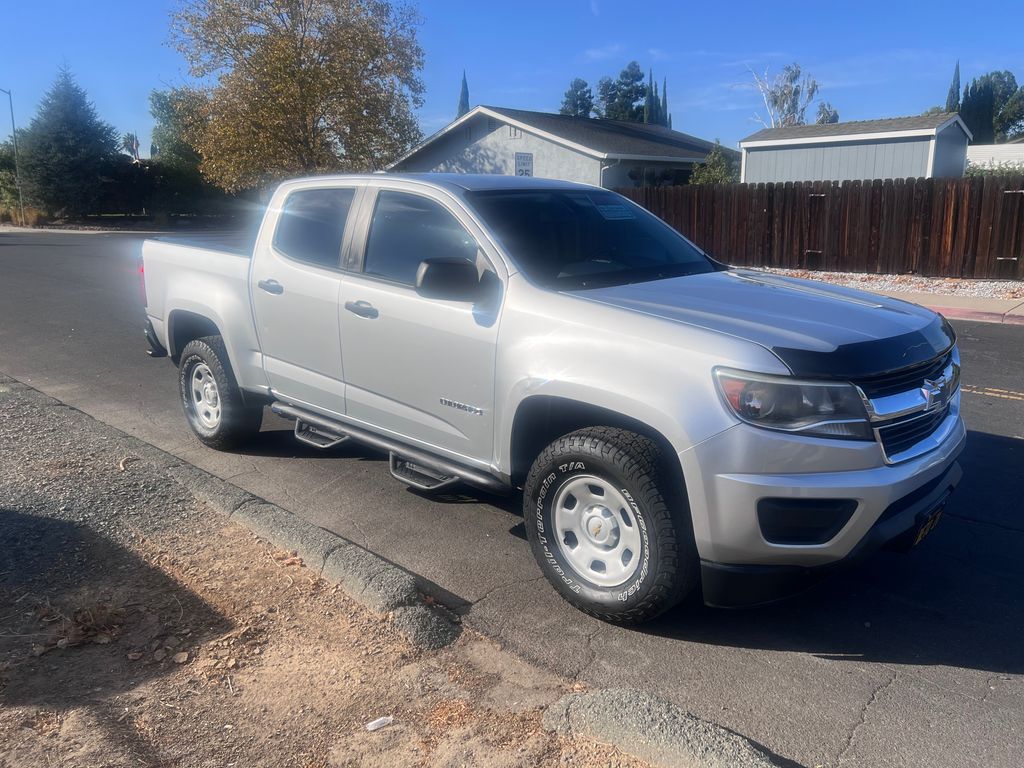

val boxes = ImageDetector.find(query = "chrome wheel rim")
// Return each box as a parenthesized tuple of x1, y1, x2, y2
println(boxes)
(190, 363, 221, 430)
(552, 475, 642, 587)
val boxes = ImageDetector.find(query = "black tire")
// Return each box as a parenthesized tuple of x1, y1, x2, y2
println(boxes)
(522, 427, 698, 624)
(178, 335, 262, 450)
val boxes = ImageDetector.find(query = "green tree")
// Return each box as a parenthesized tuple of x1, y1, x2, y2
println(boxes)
(597, 61, 646, 122)
(0, 140, 21, 218)
(816, 102, 839, 124)
(945, 61, 960, 113)
(644, 69, 654, 123)
(661, 78, 670, 128)
(689, 141, 737, 185)
(171, 0, 425, 192)
(19, 67, 118, 216)
(149, 88, 206, 171)
(457, 70, 470, 118)
(751, 63, 820, 128)
(960, 71, 1024, 143)
(559, 78, 594, 118)
(149, 87, 224, 215)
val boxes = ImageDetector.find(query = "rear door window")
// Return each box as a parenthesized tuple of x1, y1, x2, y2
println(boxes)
(273, 188, 355, 269)
(362, 191, 479, 285)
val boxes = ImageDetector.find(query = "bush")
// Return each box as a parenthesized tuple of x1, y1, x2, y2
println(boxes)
(965, 161, 1024, 177)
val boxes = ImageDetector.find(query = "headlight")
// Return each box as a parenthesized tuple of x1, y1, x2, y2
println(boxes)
(714, 368, 872, 440)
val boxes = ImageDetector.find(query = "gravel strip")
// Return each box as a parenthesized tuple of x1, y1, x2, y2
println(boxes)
(0, 375, 459, 650)
(753, 267, 1024, 300)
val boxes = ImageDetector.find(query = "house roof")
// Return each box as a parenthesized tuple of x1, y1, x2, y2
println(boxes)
(389, 105, 735, 169)
(740, 113, 973, 147)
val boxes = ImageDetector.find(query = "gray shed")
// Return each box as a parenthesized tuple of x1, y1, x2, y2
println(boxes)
(739, 113, 972, 183)
(389, 105, 736, 188)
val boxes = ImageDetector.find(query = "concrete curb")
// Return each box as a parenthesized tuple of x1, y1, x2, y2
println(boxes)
(164, 462, 460, 650)
(543, 688, 785, 768)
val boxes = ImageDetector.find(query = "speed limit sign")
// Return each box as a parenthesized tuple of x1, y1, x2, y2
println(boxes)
(515, 152, 533, 176)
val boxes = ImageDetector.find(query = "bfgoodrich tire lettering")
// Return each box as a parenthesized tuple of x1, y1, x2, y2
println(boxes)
(522, 427, 698, 624)
(178, 335, 262, 450)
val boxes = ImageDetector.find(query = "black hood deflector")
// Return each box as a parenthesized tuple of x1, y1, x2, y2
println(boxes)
(771, 316, 956, 380)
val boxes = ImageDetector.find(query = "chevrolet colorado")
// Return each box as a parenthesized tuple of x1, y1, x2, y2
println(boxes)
(142, 174, 965, 624)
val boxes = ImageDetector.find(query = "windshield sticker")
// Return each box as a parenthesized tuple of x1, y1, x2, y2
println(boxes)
(592, 199, 636, 220)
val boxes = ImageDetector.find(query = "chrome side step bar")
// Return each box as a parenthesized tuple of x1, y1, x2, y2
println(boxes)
(270, 402, 510, 495)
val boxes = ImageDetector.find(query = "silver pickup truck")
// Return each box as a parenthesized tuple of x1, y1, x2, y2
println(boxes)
(142, 173, 965, 624)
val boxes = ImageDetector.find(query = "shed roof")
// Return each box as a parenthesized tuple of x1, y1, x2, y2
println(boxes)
(740, 113, 972, 146)
(389, 105, 735, 170)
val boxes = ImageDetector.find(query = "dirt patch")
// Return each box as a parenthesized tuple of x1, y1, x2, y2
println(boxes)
(0, 379, 648, 767)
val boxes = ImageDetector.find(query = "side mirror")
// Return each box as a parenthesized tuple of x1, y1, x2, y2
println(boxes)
(415, 257, 481, 301)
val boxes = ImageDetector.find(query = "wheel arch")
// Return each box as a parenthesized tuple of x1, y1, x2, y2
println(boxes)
(508, 395, 688, 503)
(166, 310, 224, 364)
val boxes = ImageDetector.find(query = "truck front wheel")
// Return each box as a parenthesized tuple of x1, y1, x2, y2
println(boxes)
(522, 427, 698, 624)
(178, 336, 262, 450)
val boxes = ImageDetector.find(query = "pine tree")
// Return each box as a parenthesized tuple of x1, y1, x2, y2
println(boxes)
(945, 61, 961, 113)
(559, 78, 594, 118)
(20, 67, 118, 216)
(606, 62, 645, 121)
(644, 69, 654, 123)
(457, 71, 470, 118)
(661, 78, 669, 127)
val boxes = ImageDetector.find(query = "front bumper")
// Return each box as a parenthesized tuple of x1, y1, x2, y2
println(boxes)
(678, 397, 966, 606)
(700, 458, 961, 607)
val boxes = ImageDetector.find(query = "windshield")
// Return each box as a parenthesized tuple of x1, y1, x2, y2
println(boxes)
(464, 188, 717, 290)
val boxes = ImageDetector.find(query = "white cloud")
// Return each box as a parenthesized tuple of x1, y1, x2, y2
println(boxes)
(584, 43, 623, 61)
(589, 0, 600, 16)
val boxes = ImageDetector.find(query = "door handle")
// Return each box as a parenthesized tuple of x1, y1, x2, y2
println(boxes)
(344, 300, 379, 319)
(258, 279, 284, 295)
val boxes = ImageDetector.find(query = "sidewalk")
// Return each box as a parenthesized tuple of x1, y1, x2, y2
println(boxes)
(870, 290, 1024, 325)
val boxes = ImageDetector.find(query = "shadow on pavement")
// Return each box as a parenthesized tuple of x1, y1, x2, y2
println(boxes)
(643, 430, 1024, 675)
(0, 509, 231, 708)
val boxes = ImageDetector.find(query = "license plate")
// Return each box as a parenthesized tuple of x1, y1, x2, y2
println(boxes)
(913, 505, 945, 546)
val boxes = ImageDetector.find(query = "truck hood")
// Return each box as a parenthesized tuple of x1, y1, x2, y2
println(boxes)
(569, 269, 955, 379)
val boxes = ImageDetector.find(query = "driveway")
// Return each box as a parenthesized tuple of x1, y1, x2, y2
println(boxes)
(1, 229, 1021, 767)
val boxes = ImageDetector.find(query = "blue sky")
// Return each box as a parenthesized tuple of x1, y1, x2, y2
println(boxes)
(3, 0, 1023, 155)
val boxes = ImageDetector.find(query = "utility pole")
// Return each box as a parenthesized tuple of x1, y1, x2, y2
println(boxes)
(0, 88, 26, 227)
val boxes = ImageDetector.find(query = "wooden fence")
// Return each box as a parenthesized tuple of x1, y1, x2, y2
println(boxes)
(616, 175, 1024, 279)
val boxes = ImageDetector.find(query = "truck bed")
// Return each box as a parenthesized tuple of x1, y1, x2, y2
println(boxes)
(142, 237, 266, 393)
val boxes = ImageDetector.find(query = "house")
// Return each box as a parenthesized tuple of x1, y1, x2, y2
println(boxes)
(388, 105, 735, 188)
(966, 143, 1024, 171)
(739, 113, 973, 183)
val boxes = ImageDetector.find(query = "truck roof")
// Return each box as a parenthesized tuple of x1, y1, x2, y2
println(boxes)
(281, 172, 602, 193)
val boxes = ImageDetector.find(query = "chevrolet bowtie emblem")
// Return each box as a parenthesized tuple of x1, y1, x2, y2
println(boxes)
(921, 375, 947, 412)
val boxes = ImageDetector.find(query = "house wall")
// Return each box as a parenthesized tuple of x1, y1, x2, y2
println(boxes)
(931, 124, 969, 178)
(392, 115, 603, 185)
(966, 143, 1024, 170)
(742, 136, 934, 183)
(601, 160, 696, 188)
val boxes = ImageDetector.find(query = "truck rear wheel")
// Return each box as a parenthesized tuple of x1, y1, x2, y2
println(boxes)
(522, 427, 698, 624)
(178, 336, 262, 450)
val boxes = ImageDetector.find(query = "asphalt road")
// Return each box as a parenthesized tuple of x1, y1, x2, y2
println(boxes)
(2, 229, 1022, 768)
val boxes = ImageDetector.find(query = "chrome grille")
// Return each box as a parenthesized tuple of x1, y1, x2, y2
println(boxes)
(875, 406, 950, 459)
